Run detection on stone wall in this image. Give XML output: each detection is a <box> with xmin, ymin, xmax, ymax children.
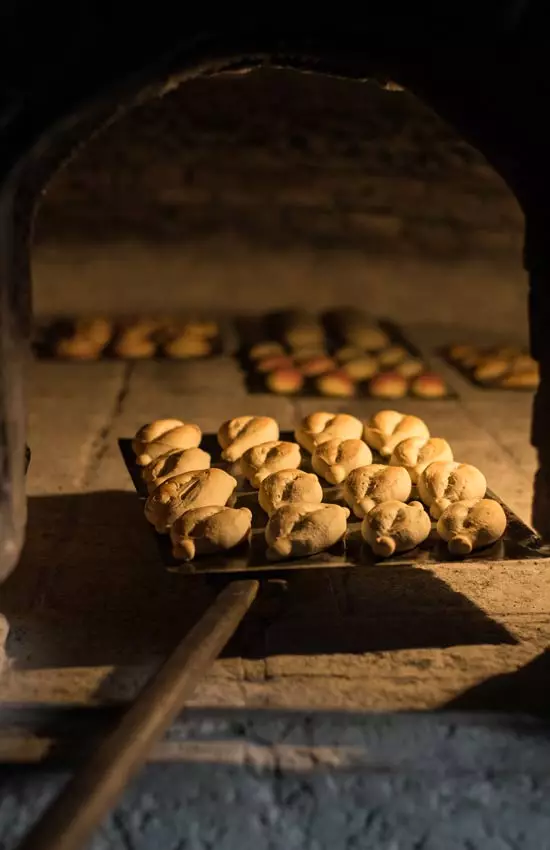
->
<box><xmin>35</xmin><ymin>69</ymin><xmax>523</xmax><ymax>260</ymax></box>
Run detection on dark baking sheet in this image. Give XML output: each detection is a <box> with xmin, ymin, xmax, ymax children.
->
<box><xmin>32</xmin><ymin>316</ymin><xmax>229</xmax><ymax>361</ymax></box>
<box><xmin>236</xmin><ymin>314</ymin><xmax>457</xmax><ymax>400</ymax></box>
<box><xmin>119</xmin><ymin>432</ymin><xmax>545</xmax><ymax>576</ymax></box>
<box><xmin>441</xmin><ymin>346</ymin><xmax>538</xmax><ymax>392</ymax></box>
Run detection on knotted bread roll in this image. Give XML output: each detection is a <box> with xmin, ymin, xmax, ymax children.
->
<box><xmin>170</xmin><ymin>506</ymin><xmax>252</xmax><ymax>561</ymax></box>
<box><xmin>361</xmin><ymin>500</ymin><xmax>431</xmax><ymax>557</ymax></box>
<box><xmin>258</xmin><ymin>469</ymin><xmax>323</xmax><ymax>516</ymax></box>
<box><xmin>145</xmin><ymin>468</ymin><xmax>237</xmax><ymax>533</ymax></box>
<box><xmin>295</xmin><ymin>412</ymin><xmax>363</xmax><ymax>453</ymax></box>
<box><xmin>133</xmin><ymin>419</ymin><xmax>202</xmax><ymax>466</ymax></box>
<box><xmin>343</xmin><ymin>464</ymin><xmax>412</xmax><ymax>518</ymax></box>
<box><xmin>363</xmin><ymin>410</ymin><xmax>429</xmax><ymax>458</ymax></box>
<box><xmin>265</xmin><ymin>502</ymin><xmax>350</xmax><ymax>561</ymax></box>
<box><xmin>389</xmin><ymin>436</ymin><xmax>453</xmax><ymax>483</ymax></box>
<box><xmin>437</xmin><ymin>498</ymin><xmax>506</xmax><ymax>555</ymax></box>
<box><xmin>143</xmin><ymin>447</ymin><xmax>211</xmax><ymax>493</ymax></box>
<box><xmin>218</xmin><ymin>416</ymin><xmax>279</xmax><ymax>462</ymax></box>
<box><xmin>418</xmin><ymin>461</ymin><xmax>487</xmax><ymax>519</ymax></box>
<box><xmin>312</xmin><ymin>438</ymin><xmax>372</xmax><ymax>484</ymax></box>
<box><xmin>240</xmin><ymin>440</ymin><xmax>301</xmax><ymax>487</ymax></box>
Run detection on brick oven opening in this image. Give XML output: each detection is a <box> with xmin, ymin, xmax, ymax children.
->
<box><xmin>3</xmin><ymin>55</ymin><xmax>550</xmax><ymax>848</ymax></box>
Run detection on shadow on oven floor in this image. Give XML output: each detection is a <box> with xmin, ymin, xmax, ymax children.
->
<box><xmin>1</xmin><ymin>490</ymin><xmax>516</xmax><ymax>674</ymax></box>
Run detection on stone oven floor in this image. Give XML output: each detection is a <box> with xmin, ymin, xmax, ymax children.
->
<box><xmin>1</xmin><ymin>321</ymin><xmax>547</xmax><ymax>718</ymax></box>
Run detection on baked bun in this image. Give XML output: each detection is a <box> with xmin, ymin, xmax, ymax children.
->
<box><xmin>312</xmin><ymin>438</ymin><xmax>373</xmax><ymax>484</ymax></box>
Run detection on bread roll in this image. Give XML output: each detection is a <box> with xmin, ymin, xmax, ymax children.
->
<box><xmin>163</xmin><ymin>334</ymin><xmax>212</xmax><ymax>358</ymax></box>
<box><xmin>249</xmin><ymin>341</ymin><xmax>286</xmax><ymax>360</ymax></box>
<box><xmin>395</xmin><ymin>358</ymin><xmax>424</xmax><ymax>378</ymax></box>
<box><xmin>343</xmin><ymin>464</ymin><xmax>412</xmax><ymax>518</ymax></box>
<box><xmin>143</xmin><ymin>447</ymin><xmax>211</xmax><ymax>493</ymax></box>
<box><xmin>240</xmin><ymin>440</ymin><xmax>301</xmax><ymax>487</ymax></box>
<box><xmin>345</xmin><ymin>326</ymin><xmax>390</xmax><ymax>350</ymax></box>
<box><xmin>341</xmin><ymin>355</ymin><xmax>378</xmax><ymax>381</ymax></box>
<box><xmin>145</xmin><ymin>468</ymin><xmax>237</xmax><ymax>533</ymax></box>
<box><xmin>258</xmin><ymin>469</ymin><xmax>323</xmax><ymax>516</ymax></box>
<box><xmin>377</xmin><ymin>345</ymin><xmax>408</xmax><ymax>368</ymax></box>
<box><xmin>295</xmin><ymin>412</ymin><xmax>363</xmax><ymax>453</ymax></box>
<box><xmin>389</xmin><ymin>436</ymin><xmax>453</xmax><ymax>484</ymax></box>
<box><xmin>410</xmin><ymin>373</ymin><xmax>448</xmax><ymax>399</ymax></box>
<box><xmin>473</xmin><ymin>358</ymin><xmax>510</xmax><ymax>383</ymax></box>
<box><xmin>448</xmin><ymin>344</ymin><xmax>479</xmax><ymax>366</ymax></box>
<box><xmin>265</xmin><ymin>502</ymin><xmax>350</xmax><ymax>561</ymax></box>
<box><xmin>316</xmin><ymin>370</ymin><xmax>356</xmax><ymax>398</ymax></box>
<box><xmin>418</xmin><ymin>461</ymin><xmax>487</xmax><ymax>519</ymax></box>
<box><xmin>335</xmin><ymin>345</ymin><xmax>366</xmax><ymax>363</ymax></box>
<box><xmin>368</xmin><ymin>372</ymin><xmax>408</xmax><ymax>399</ymax></box>
<box><xmin>265</xmin><ymin>368</ymin><xmax>304</xmax><ymax>394</ymax></box>
<box><xmin>170</xmin><ymin>506</ymin><xmax>252</xmax><ymax>561</ymax></box>
<box><xmin>312</xmin><ymin>438</ymin><xmax>372</xmax><ymax>485</ymax></box>
<box><xmin>361</xmin><ymin>500</ymin><xmax>431</xmax><ymax>556</ymax></box>
<box><xmin>133</xmin><ymin>419</ymin><xmax>202</xmax><ymax>466</ymax></box>
<box><xmin>437</xmin><ymin>498</ymin><xmax>507</xmax><ymax>555</ymax></box>
<box><xmin>55</xmin><ymin>317</ymin><xmax>112</xmax><ymax>359</ymax></box>
<box><xmin>299</xmin><ymin>356</ymin><xmax>336</xmax><ymax>377</ymax></box>
<box><xmin>363</xmin><ymin>411</ymin><xmax>429</xmax><ymax>458</ymax></box>
<box><xmin>218</xmin><ymin>416</ymin><xmax>279</xmax><ymax>462</ymax></box>
<box><xmin>256</xmin><ymin>355</ymin><xmax>295</xmax><ymax>373</ymax></box>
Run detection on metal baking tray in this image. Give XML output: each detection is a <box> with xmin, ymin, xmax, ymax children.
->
<box><xmin>441</xmin><ymin>345</ymin><xmax>538</xmax><ymax>392</ymax></box>
<box><xmin>32</xmin><ymin>315</ymin><xmax>231</xmax><ymax>361</ymax></box>
<box><xmin>236</xmin><ymin>314</ymin><xmax>457</xmax><ymax>400</ymax></box>
<box><xmin>119</xmin><ymin>432</ymin><xmax>545</xmax><ymax>576</ymax></box>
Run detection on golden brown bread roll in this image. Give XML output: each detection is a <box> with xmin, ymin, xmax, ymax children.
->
<box><xmin>133</xmin><ymin>419</ymin><xmax>202</xmax><ymax>466</ymax></box>
<box><xmin>240</xmin><ymin>440</ymin><xmax>301</xmax><ymax>487</ymax></box>
<box><xmin>418</xmin><ymin>461</ymin><xmax>487</xmax><ymax>519</ymax></box>
<box><xmin>144</xmin><ymin>468</ymin><xmax>237</xmax><ymax>533</ymax></box>
<box><xmin>377</xmin><ymin>346</ymin><xmax>408</xmax><ymax>368</ymax></box>
<box><xmin>343</xmin><ymin>464</ymin><xmax>412</xmax><ymax>518</ymax></box>
<box><xmin>249</xmin><ymin>341</ymin><xmax>286</xmax><ymax>360</ymax></box>
<box><xmin>258</xmin><ymin>469</ymin><xmax>323</xmax><ymax>516</ymax></box>
<box><xmin>218</xmin><ymin>416</ymin><xmax>279</xmax><ymax>462</ymax></box>
<box><xmin>312</xmin><ymin>438</ymin><xmax>373</xmax><ymax>485</ymax></box>
<box><xmin>170</xmin><ymin>506</ymin><xmax>252</xmax><ymax>561</ymax></box>
<box><xmin>368</xmin><ymin>372</ymin><xmax>408</xmax><ymax>399</ymax></box>
<box><xmin>361</xmin><ymin>500</ymin><xmax>431</xmax><ymax>557</ymax></box>
<box><xmin>410</xmin><ymin>373</ymin><xmax>448</xmax><ymax>399</ymax></box>
<box><xmin>316</xmin><ymin>370</ymin><xmax>356</xmax><ymax>398</ymax></box>
<box><xmin>143</xmin><ymin>447</ymin><xmax>211</xmax><ymax>493</ymax></box>
<box><xmin>299</xmin><ymin>356</ymin><xmax>336</xmax><ymax>377</ymax></box>
<box><xmin>265</xmin><ymin>502</ymin><xmax>350</xmax><ymax>561</ymax></box>
<box><xmin>437</xmin><ymin>498</ymin><xmax>506</xmax><ymax>555</ymax></box>
<box><xmin>265</xmin><ymin>368</ymin><xmax>304</xmax><ymax>394</ymax></box>
<box><xmin>163</xmin><ymin>334</ymin><xmax>212</xmax><ymax>359</ymax></box>
<box><xmin>395</xmin><ymin>358</ymin><xmax>425</xmax><ymax>378</ymax></box>
<box><xmin>256</xmin><ymin>355</ymin><xmax>295</xmax><ymax>373</ymax></box>
<box><xmin>295</xmin><ymin>412</ymin><xmax>363</xmax><ymax>453</ymax></box>
<box><xmin>341</xmin><ymin>355</ymin><xmax>378</xmax><ymax>381</ymax></box>
<box><xmin>55</xmin><ymin>317</ymin><xmax>113</xmax><ymax>359</ymax></box>
<box><xmin>389</xmin><ymin>436</ymin><xmax>454</xmax><ymax>483</ymax></box>
<box><xmin>363</xmin><ymin>411</ymin><xmax>430</xmax><ymax>458</ymax></box>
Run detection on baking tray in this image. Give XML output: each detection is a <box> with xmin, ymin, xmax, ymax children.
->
<box><xmin>236</xmin><ymin>314</ymin><xmax>457</xmax><ymax>400</ymax></box>
<box><xmin>32</xmin><ymin>316</ymin><xmax>231</xmax><ymax>361</ymax></box>
<box><xmin>441</xmin><ymin>346</ymin><xmax>538</xmax><ymax>392</ymax></box>
<box><xmin>119</xmin><ymin>432</ymin><xmax>545</xmax><ymax>576</ymax></box>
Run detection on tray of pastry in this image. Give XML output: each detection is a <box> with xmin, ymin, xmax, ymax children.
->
<box><xmin>32</xmin><ymin>315</ymin><xmax>229</xmax><ymax>361</ymax></box>
<box><xmin>236</xmin><ymin>309</ymin><xmax>456</xmax><ymax>400</ymax></box>
<box><xmin>443</xmin><ymin>344</ymin><xmax>539</xmax><ymax>391</ymax></box>
<box><xmin>119</xmin><ymin>410</ymin><xmax>543</xmax><ymax>576</ymax></box>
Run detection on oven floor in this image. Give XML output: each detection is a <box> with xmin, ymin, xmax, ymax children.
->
<box><xmin>1</xmin><ymin>320</ymin><xmax>546</xmax><ymax>721</ymax></box>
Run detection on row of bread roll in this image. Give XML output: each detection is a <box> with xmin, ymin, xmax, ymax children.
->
<box><xmin>295</xmin><ymin>409</ymin><xmax>506</xmax><ymax>556</ymax></box>
<box><xmin>52</xmin><ymin>317</ymin><xmax>219</xmax><ymax>360</ymax></box>
<box><xmin>133</xmin><ymin>418</ymin><xmax>249</xmax><ymax>561</ymax></box>
<box><xmin>449</xmin><ymin>344</ymin><xmax>539</xmax><ymax>389</ymax></box>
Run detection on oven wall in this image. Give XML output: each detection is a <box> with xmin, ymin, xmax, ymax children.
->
<box><xmin>32</xmin><ymin>68</ymin><xmax>525</xmax><ymax>336</ymax></box>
